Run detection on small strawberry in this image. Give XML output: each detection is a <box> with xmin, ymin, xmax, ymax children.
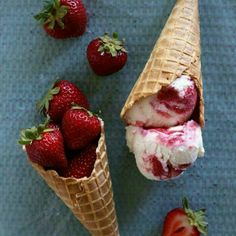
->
<box><xmin>162</xmin><ymin>198</ymin><xmax>208</xmax><ymax>236</ymax></box>
<box><xmin>87</xmin><ymin>32</ymin><xmax>128</xmax><ymax>76</ymax></box>
<box><xmin>62</xmin><ymin>105</ymin><xmax>101</xmax><ymax>150</ymax></box>
<box><xmin>19</xmin><ymin>121</ymin><xmax>67</xmax><ymax>169</ymax></box>
<box><xmin>37</xmin><ymin>80</ymin><xmax>89</xmax><ymax>123</ymax></box>
<box><xmin>59</xmin><ymin>144</ymin><xmax>97</xmax><ymax>178</ymax></box>
<box><xmin>34</xmin><ymin>0</ymin><xmax>87</xmax><ymax>39</ymax></box>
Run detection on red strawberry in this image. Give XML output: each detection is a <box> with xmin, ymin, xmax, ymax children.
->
<box><xmin>162</xmin><ymin>198</ymin><xmax>208</xmax><ymax>236</ymax></box>
<box><xmin>62</xmin><ymin>105</ymin><xmax>101</xmax><ymax>150</ymax></box>
<box><xmin>19</xmin><ymin>121</ymin><xmax>67</xmax><ymax>169</ymax></box>
<box><xmin>59</xmin><ymin>144</ymin><xmax>97</xmax><ymax>178</ymax></box>
<box><xmin>34</xmin><ymin>0</ymin><xmax>87</xmax><ymax>39</ymax></box>
<box><xmin>37</xmin><ymin>80</ymin><xmax>89</xmax><ymax>123</ymax></box>
<box><xmin>87</xmin><ymin>32</ymin><xmax>128</xmax><ymax>76</ymax></box>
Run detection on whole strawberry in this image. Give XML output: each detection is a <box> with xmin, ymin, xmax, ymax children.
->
<box><xmin>62</xmin><ymin>105</ymin><xmax>101</xmax><ymax>150</ymax></box>
<box><xmin>19</xmin><ymin>121</ymin><xmax>67</xmax><ymax>169</ymax></box>
<box><xmin>34</xmin><ymin>0</ymin><xmax>87</xmax><ymax>39</ymax></box>
<box><xmin>87</xmin><ymin>32</ymin><xmax>128</xmax><ymax>76</ymax></box>
<box><xmin>162</xmin><ymin>198</ymin><xmax>208</xmax><ymax>236</ymax></box>
<box><xmin>37</xmin><ymin>80</ymin><xmax>89</xmax><ymax>123</ymax></box>
<box><xmin>60</xmin><ymin>144</ymin><xmax>97</xmax><ymax>178</ymax></box>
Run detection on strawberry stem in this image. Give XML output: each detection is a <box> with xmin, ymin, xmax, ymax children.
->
<box><xmin>18</xmin><ymin>119</ymin><xmax>53</xmax><ymax>145</ymax></box>
<box><xmin>37</xmin><ymin>82</ymin><xmax>60</xmax><ymax>113</ymax></box>
<box><xmin>98</xmin><ymin>32</ymin><xmax>127</xmax><ymax>57</ymax></box>
<box><xmin>182</xmin><ymin>198</ymin><xmax>208</xmax><ymax>235</ymax></box>
<box><xmin>34</xmin><ymin>0</ymin><xmax>68</xmax><ymax>29</ymax></box>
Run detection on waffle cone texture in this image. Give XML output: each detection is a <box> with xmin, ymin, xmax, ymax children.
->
<box><xmin>30</xmin><ymin>121</ymin><xmax>119</xmax><ymax>236</ymax></box>
<box><xmin>121</xmin><ymin>0</ymin><xmax>204</xmax><ymax>127</ymax></box>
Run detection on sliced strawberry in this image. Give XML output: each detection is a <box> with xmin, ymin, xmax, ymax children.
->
<box><xmin>19</xmin><ymin>120</ymin><xmax>67</xmax><ymax>169</ymax></box>
<box><xmin>59</xmin><ymin>144</ymin><xmax>97</xmax><ymax>178</ymax></box>
<box><xmin>37</xmin><ymin>80</ymin><xmax>89</xmax><ymax>123</ymax></box>
<box><xmin>162</xmin><ymin>198</ymin><xmax>208</xmax><ymax>236</ymax></box>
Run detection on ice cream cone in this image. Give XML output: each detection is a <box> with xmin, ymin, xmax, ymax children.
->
<box><xmin>30</xmin><ymin>121</ymin><xmax>119</xmax><ymax>236</ymax></box>
<box><xmin>121</xmin><ymin>0</ymin><xmax>204</xmax><ymax>127</ymax></box>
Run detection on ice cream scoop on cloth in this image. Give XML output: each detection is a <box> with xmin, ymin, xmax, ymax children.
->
<box><xmin>120</xmin><ymin>0</ymin><xmax>205</xmax><ymax>181</ymax></box>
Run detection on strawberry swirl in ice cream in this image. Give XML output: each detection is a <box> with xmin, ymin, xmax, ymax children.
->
<box><xmin>125</xmin><ymin>75</ymin><xmax>204</xmax><ymax>181</ymax></box>
<box><xmin>126</xmin><ymin>121</ymin><xmax>204</xmax><ymax>181</ymax></box>
<box><xmin>124</xmin><ymin>75</ymin><xmax>198</xmax><ymax>128</ymax></box>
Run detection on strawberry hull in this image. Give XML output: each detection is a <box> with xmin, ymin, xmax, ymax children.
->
<box><xmin>27</xmin><ymin>120</ymin><xmax>119</xmax><ymax>236</ymax></box>
<box><xmin>37</xmin><ymin>0</ymin><xmax>87</xmax><ymax>39</ymax></box>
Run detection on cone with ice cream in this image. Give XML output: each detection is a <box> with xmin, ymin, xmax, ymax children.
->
<box><xmin>121</xmin><ymin>0</ymin><xmax>205</xmax><ymax>181</ymax></box>
<box><xmin>19</xmin><ymin>80</ymin><xmax>119</xmax><ymax>236</ymax></box>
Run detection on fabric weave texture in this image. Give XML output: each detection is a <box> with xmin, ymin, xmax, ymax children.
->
<box><xmin>0</xmin><ymin>0</ymin><xmax>236</xmax><ymax>235</ymax></box>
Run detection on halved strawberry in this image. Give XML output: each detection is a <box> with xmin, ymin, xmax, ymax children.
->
<box><xmin>62</xmin><ymin>105</ymin><xmax>101</xmax><ymax>150</ymax></box>
<box><xmin>37</xmin><ymin>80</ymin><xmax>89</xmax><ymax>123</ymax></box>
<box><xmin>59</xmin><ymin>144</ymin><xmax>97</xmax><ymax>178</ymax></box>
<box><xmin>19</xmin><ymin>120</ymin><xmax>67</xmax><ymax>169</ymax></box>
<box><xmin>162</xmin><ymin>198</ymin><xmax>207</xmax><ymax>236</ymax></box>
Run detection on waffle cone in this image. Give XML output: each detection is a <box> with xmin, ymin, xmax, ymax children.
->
<box><xmin>30</xmin><ymin>121</ymin><xmax>119</xmax><ymax>236</ymax></box>
<box><xmin>121</xmin><ymin>0</ymin><xmax>204</xmax><ymax>127</ymax></box>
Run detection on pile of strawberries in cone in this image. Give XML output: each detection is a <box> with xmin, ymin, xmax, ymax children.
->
<box><xmin>19</xmin><ymin>81</ymin><xmax>119</xmax><ymax>236</ymax></box>
<box><xmin>19</xmin><ymin>80</ymin><xmax>101</xmax><ymax>178</ymax></box>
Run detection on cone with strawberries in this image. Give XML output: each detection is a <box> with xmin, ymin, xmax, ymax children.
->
<box><xmin>19</xmin><ymin>80</ymin><xmax>119</xmax><ymax>236</ymax></box>
<box><xmin>121</xmin><ymin>0</ymin><xmax>204</xmax><ymax>127</ymax></box>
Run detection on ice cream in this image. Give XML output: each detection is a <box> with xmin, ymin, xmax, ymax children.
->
<box><xmin>126</xmin><ymin>120</ymin><xmax>204</xmax><ymax>181</ymax></box>
<box><xmin>124</xmin><ymin>75</ymin><xmax>198</xmax><ymax>128</ymax></box>
<box><xmin>124</xmin><ymin>75</ymin><xmax>204</xmax><ymax>181</ymax></box>
<box><xmin>124</xmin><ymin>75</ymin><xmax>204</xmax><ymax>180</ymax></box>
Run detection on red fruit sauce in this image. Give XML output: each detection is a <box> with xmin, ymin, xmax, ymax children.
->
<box><xmin>146</xmin><ymin>155</ymin><xmax>183</xmax><ymax>180</ymax></box>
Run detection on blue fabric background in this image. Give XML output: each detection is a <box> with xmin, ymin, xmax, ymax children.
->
<box><xmin>1</xmin><ymin>0</ymin><xmax>236</xmax><ymax>235</ymax></box>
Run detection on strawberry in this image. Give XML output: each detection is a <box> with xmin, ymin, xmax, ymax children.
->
<box><xmin>59</xmin><ymin>144</ymin><xmax>97</xmax><ymax>178</ymax></box>
<box><xmin>87</xmin><ymin>32</ymin><xmax>128</xmax><ymax>76</ymax></box>
<box><xmin>19</xmin><ymin>121</ymin><xmax>67</xmax><ymax>169</ymax></box>
<box><xmin>37</xmin><ymin>80</ymin><xmax>89</xmax><ymax>123</ymax></box>
<box><xmin>34</xmin><ymin>0</ymin><xmax>87</xmax><ymax>39</ymax></box>
<box><xmin>62</xmin><ymin>105</ymin><xmax>101</xmax><ymax>150</ymax></box>
<box><xmin>162</xmin><ymin>198</ymin><xmax>208</xmax><ymax>236</ymax></box>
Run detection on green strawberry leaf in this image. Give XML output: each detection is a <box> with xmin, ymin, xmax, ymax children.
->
<box><xmin>98</xmin><ymin>32</ymin><xmax>127</xmax><ymax>57</ymax></box>
<box><xmin>18</xmin><ymin>118</ymin><xmax>53</xmax><ymax>145</ymax></box>
<box><xmin>37</xmin><ymin>85</ymin><xmax>60</xmax><ymax>113</ymax></box>
<box><xmin>182</xmin><ymin>198</ymin><xmax>208</xmax><ymax>235</ymax></box>
<box><xmin>34</xmin><ymin>0</ymin><xmax>68</xmax><ymax>29</ymax></box>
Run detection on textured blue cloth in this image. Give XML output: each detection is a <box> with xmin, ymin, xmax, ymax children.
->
<box><xmin>1</xmin><ymin>0</ymin><xmax>236</xmax><ymax>235</ymax></box>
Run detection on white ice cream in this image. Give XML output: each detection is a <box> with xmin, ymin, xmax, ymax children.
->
<box><xmin>126</xmin><ymin>120</ymin><xmax>204</xmax><ymax>181</ymax></box>
<box><xmin>124</xmin><ymin>75</ymin><xmax>197</xmax><ymax>128</ymax></box>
